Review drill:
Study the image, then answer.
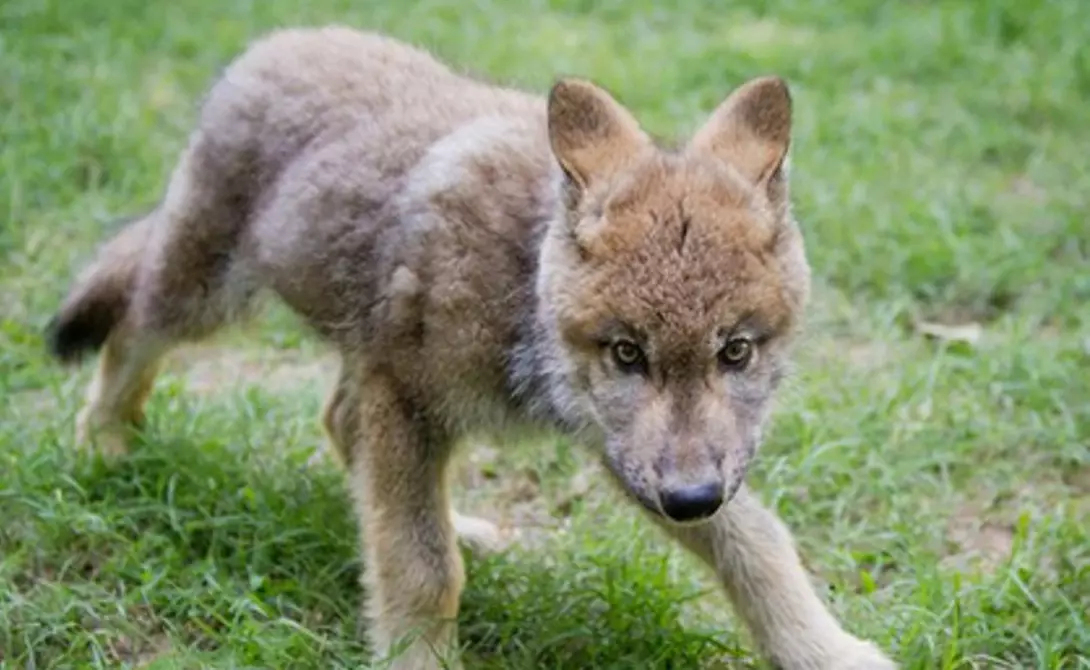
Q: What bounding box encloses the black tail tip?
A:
[45,307,114,365]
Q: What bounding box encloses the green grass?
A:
[2,0,1089,667]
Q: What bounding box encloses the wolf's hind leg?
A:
[75,323,168,456]
[58,135,259,455]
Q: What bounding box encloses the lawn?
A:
[2,0,1088,668]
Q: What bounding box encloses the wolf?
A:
[46,26,896,669]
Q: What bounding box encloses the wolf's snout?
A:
[659,481,724,522]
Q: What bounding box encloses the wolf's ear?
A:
[688,76,792,204]
[548,78,651,192]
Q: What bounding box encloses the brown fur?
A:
[47,26,895,669]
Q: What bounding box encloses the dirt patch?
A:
[1063,466,1090,494]
[845,339,894,370]
[454,445,559,548]
[941,473,1088,575]
[1007,175,1048,203]
[128,633,175,668]
[164,345,337,396]
[10,345,337,427]
[802,335,895,373]
[451,441,613,550]
[944,503,1015,573]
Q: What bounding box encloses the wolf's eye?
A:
[611,340,646,374]
[719,337,754,370]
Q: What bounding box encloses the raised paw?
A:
[452,511,519,555]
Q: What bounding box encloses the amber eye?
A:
[719,337,754,370]
[611,340,646,374]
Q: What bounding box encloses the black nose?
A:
[659,482,725,522]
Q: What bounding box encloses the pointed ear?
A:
[688,76,792,198]
[547,78,651,192]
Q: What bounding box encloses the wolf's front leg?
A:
[347,374,464,670]
[658,486,896,670]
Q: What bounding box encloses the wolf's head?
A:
[539,76,810,525]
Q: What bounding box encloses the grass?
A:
[2,0,1088,667]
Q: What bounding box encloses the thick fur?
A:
[47,26,896,669]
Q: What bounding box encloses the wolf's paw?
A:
[452,511,519,555]
[75,408,131,458]
[771,636,896,670]
[832,638,897,670]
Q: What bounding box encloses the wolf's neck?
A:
[503,196,588,437]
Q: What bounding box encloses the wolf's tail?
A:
[46,214,153,364]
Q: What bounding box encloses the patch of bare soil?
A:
[844,339,895,370]
[451,441,611,551]
[128,633,175,668]
[943,502,1015,573]
[1007,175,1048,203]
[454,444,555,549]
[1062,465,1090,495]
[941,472,1089,575]
[165,345,337,396]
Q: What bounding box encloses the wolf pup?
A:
[47,26,895,670]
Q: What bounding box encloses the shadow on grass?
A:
[2,434,745,668]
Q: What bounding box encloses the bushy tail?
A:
[46,214,153,364]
